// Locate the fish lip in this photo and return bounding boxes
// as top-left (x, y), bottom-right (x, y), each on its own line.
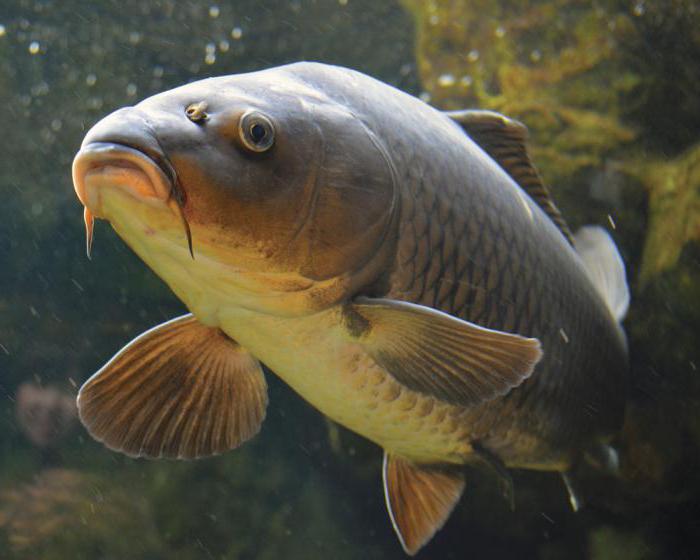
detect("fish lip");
top-left (72, 142), bottom-right (175, 213)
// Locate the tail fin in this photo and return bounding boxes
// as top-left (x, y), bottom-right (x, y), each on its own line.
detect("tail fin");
top-left (574, 226), bottom-right (630, 322)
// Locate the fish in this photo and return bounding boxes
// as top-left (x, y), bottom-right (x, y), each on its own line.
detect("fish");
top-left (71, 62), bottom-right (629, 555)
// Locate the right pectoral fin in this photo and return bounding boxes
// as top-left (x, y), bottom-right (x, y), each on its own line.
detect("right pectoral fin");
top-left (383, 452), bottom-right (465, 555)
top-left (77, 314), bottom-right (267, 460)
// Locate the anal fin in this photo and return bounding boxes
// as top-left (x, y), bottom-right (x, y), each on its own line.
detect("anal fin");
top-left (383, 452), bottom-right (465, 555)
top-left (77, 314), bottom-right (267, 460)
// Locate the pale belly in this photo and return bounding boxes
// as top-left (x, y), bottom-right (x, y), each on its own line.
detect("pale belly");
top-left (100, 196), bottom-right (472, 464)
top-left (218, 306), bottom-right (472, 464)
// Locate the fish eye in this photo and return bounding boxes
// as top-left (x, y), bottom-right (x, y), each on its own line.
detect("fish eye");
top-left (185, 101), bottom-right (208, 123)
top-left (239, 110), bottom-right (275, 153)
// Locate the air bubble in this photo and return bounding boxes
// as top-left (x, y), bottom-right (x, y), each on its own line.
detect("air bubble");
top-left (467, 49), bottom-right (479, 62)
top-left (209, 5), bottom-right (220, 18)
top-left (231, 27), bottom-right (242, 40)
top-left (437, 73), bottom-right (455, 87)
top-left (28, 41), bottom-right (40, 54)
top-left (126, 83), bottom-right (137, 96)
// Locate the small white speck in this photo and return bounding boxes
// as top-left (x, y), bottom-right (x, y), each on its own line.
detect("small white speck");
top-left (87, 96), bottom-right (103, 110)
top-left (126, 83), bottom-right (137, 96)
top-left (204, 52), bottom-right (216, 65)
top-left (429, 14), bottom-right (439, 25)
top-left (218, 40), bottom-right (229, 52)
top-left (419, 91), bottom-right (431, 103)
top-left (530, 49), bottom-right (542, 62)
top-left (495, 25), bottom-right (505, 38)
top-left (28, 40), bottom-right (40, 54)
top-left (607, 214), bottom-right (616, 229)
top-left (209, 5), bottom-right (220, 18)
top-left (0, 24), bottom-right (6, 37)
top-left (467, 49), bottom-right (480, 62)
top-left (50, 119), bottom-right (62, 131)
top-left (205, 42), bottom-right (216, 54)
top-left (515, 189), bottom-right (533, 221)
top-left (559, 328), bottom-right (569, 344)
top-left (86, 73), bottom-right (97, 86)
top-left (632, 2), bottom-right (645, 16)
top-left (437, 73), bottom-right (455, 87)
top-left (153, 65), bottom-right (164, 78)
top-left (230, 27), bottom-right (242, 40)
top-left (460, 75), bottom-right (473, 87)
top-left (128, 31), bottom-right (142, 45)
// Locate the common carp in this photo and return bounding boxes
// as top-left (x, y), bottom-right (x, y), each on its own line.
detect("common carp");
top-left (72, 62), bottom-right (629, 554)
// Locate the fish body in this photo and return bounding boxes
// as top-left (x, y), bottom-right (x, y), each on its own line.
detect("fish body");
top-left (72, 62), bottom-right (629, 554)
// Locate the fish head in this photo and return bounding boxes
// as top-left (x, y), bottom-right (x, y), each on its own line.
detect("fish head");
top-left (73, 67), bottom-right (398, 317)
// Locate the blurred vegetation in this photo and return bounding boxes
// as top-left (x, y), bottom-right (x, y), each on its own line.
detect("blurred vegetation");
top-left (1, 0), bottom-right (699, 559)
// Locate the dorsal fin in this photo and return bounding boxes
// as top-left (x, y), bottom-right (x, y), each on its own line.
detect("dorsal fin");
top-left (446, 109), bottom-right (574, 245)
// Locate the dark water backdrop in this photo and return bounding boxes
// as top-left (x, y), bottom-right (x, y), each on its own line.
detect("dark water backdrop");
top-left (1, 1), bottom-right (699, 559)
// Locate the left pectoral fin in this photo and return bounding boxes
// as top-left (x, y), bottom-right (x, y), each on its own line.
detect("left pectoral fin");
top-left (383, 452), bottom-right (465, 555)
top-left (346, 298), bottom-right (542, 408)
top-left (77, 314), bottom-right (267, 460)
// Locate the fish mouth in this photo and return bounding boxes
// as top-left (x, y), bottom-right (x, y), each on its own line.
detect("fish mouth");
top-left (72, 142), bottom-right (192, 258)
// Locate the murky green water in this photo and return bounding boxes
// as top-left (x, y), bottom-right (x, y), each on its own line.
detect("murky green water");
top-left (1, 1), bottom-right (699, 559)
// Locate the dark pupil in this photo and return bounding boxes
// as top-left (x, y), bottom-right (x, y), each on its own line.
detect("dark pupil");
top-left (250, 123), bottom-right (267, 143)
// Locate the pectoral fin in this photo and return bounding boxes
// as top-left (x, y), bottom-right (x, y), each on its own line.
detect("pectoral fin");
top-left (383, 452), bottom-right (465, 555)
top-left (77, 314), bottom-right (267, 459)
top-left (346, 298), bottom-right (542, 408)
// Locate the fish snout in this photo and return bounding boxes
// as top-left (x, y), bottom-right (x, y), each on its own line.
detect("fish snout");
top-left (72, 107), bottom-right (174, 213)
top-left (72, 107), bottom-right (194, 259)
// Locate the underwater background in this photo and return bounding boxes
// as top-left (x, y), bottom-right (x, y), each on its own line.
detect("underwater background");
top-left (1, 0), bottom-right (699, 558)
